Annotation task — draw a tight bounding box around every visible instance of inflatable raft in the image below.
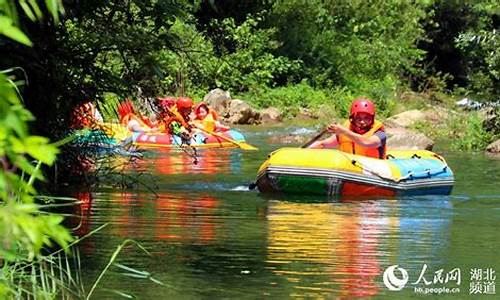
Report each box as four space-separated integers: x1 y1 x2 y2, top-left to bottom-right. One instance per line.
255 148 454 197
132 130 249 149
96 122 253 149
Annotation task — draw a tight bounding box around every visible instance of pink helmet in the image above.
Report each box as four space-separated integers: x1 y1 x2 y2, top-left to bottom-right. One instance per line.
350 98 375 117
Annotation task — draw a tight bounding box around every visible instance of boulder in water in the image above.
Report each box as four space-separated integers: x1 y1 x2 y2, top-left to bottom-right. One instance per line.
486 139 500 155
386 127 434 150
203 88 231 117
226 99 260 124
261 107 283 124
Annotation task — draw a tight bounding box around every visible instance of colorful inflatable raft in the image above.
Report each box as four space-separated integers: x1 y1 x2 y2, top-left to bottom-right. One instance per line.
132 130 249 149
255 148 454 197
96 122 253 149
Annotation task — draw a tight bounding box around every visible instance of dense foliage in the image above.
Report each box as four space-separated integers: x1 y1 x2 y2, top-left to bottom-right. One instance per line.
0 0 498 145
1 0 499 295
0 1 73 297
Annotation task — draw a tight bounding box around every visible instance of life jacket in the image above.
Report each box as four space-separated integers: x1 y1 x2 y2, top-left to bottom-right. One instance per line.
337 119 386 159
193 111 217 132
159 106 190 134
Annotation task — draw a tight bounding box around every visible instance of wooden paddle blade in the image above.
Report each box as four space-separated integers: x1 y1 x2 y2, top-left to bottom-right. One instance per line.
192 123 258 150
239 142 258 150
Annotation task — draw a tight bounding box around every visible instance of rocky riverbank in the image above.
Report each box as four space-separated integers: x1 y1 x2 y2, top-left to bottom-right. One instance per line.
201 88 499 154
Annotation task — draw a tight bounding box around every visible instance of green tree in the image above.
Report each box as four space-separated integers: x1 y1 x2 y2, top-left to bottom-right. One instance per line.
270 0 429 88
454 1 499 101
0 0 73 297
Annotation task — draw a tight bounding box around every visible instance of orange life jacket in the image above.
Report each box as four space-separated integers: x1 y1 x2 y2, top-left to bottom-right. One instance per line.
193 111 217 132
337 119 386 159
158 106 190 134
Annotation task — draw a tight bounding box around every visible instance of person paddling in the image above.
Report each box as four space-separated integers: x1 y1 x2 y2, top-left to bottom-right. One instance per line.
157 97 194 141
307 97 387 159
118 99 158 133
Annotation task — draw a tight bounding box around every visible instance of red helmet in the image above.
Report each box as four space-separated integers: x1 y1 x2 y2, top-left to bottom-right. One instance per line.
176 97 194 110
117 99 135 118
350 98 375 117
157 96 176 110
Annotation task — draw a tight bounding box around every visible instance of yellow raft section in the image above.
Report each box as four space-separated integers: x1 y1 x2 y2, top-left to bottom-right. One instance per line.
258 148 447 182
96 122 250 149
98 122 132 141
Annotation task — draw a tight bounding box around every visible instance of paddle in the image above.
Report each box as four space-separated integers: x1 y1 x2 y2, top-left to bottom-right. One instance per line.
301 129 329 148
193 124 258 150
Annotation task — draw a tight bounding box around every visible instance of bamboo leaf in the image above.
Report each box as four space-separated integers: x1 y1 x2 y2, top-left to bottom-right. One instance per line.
0 16 33 46
27 0 43 20
101 289 136 299
19 0 36 22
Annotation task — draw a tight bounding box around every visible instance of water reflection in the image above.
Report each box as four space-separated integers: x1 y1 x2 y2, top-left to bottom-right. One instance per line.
266 200 394 297
134 148 242 175
153 194 219 244
72 191 93 237
265 197 452 297
73 191 222 247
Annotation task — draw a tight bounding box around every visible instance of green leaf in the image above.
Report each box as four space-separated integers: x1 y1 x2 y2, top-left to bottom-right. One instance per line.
45 0 65 23
19 0 37 22
27 0 43 20
0 74 21 105
0 16 33 46
14 156 45 181
8 136 25 153
25 136 59 165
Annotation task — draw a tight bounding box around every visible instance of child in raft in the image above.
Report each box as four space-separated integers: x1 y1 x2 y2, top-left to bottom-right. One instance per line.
192 102 229 132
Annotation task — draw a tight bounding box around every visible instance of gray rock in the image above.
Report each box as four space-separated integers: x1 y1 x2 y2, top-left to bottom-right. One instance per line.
203 88 231 117
386 127 434 150
486 139 500 154
386 110 427 128
261 107 283 123
226 99 260 124
296 108 318 120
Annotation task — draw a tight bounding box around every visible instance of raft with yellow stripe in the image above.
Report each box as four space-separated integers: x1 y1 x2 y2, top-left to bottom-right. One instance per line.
94 123 253 149
255 148 454 197
132 130 250 149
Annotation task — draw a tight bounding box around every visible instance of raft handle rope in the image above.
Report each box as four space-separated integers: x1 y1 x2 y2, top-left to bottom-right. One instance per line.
397 166 449 181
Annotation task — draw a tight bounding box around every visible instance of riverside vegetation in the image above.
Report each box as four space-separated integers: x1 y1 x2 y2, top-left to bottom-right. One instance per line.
1 0 499 298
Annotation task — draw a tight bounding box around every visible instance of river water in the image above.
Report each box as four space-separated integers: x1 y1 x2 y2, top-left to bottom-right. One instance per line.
74 126 500 299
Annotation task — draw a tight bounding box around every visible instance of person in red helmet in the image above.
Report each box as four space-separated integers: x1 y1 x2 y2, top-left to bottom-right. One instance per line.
157 96 194 138
308 97 386 159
